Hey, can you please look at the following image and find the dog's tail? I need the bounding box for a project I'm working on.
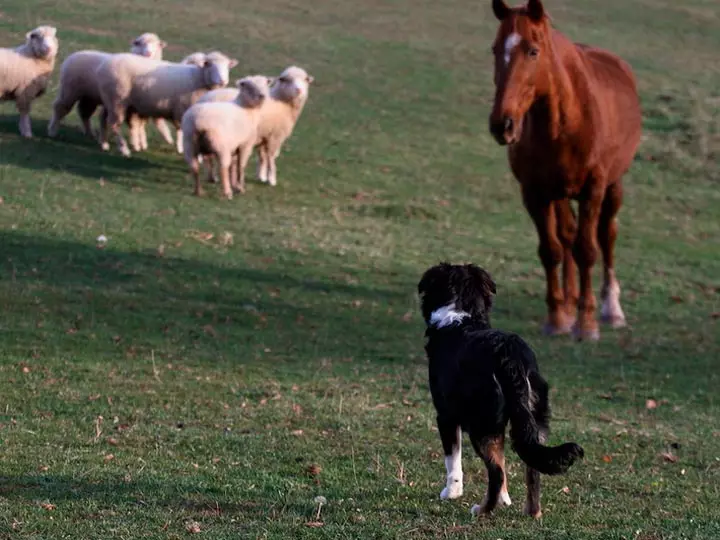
[495,336,584,475]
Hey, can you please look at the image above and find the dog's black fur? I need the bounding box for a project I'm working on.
[418,262,584,517]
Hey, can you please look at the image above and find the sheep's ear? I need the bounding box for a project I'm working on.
[266,77,275,86]
[228,58,239,69]
[159,40,168,49]
[203,59,211,68]
[26,30,37,40]
[307,75,314,84]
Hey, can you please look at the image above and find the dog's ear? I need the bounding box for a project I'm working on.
[467,264,497,311]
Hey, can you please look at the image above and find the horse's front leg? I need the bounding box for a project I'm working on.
[572,183,605,341]
[522,191,571,335]
[555,199,579,326]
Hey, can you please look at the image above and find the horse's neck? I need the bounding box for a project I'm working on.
[533,29,589,140]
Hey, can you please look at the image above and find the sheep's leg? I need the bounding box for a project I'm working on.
[175,125,184,154]
[189,157,203,197]
[256,141,269,183]
[107,106,131,157]
[154,118,174,146]
[266,140,281,187]
[233,146,252,194]
[139,118,149,151]
[77,99,100,138]
[229,149,239,191]
[126,113,142,152]
[98,108,110,151]
[218,153,234,200]
[48,95,76,138]
[205,155,217,183]
[16,99,33,138]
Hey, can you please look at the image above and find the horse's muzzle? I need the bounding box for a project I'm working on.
[489,115,518,145]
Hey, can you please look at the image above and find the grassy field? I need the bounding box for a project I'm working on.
[1,0,719,538]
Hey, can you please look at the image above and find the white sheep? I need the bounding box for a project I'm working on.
[47,32,172,150]
[193,77,273,184]
[122,49,209,152]
[251,65,314,187]
[96,50,238,156]
[192,65,313,188]
[0,25,59,138]
[181,75,270,199]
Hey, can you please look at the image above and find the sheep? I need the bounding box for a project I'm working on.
[96,50,238,157]
[192,76,274,184]
[123,49,209,152]
[181,75,270,199]
[191,65,313,188]
[47,32,172,150]
[0,25,59,138]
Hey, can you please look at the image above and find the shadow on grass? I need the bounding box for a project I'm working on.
[1,231,415,364]
[0,473,264,516]
[0,117,157,182]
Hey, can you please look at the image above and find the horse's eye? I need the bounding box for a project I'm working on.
[528,47,540,58]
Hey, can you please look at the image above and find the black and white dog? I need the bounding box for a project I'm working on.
[417,262,584,518]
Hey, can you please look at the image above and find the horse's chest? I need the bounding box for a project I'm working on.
[509,144,590,199]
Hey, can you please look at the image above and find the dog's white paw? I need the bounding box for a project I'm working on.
[499,490,512,506]
[440,482,463,500]
[470,504,487,516]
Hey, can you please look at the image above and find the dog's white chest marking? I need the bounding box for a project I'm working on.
[504,32,521,65]
[429,303,470,329]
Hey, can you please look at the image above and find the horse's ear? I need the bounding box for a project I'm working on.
[527,0,544,21]
[492,0,510,20]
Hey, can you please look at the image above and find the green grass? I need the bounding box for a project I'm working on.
[1,0,719,538]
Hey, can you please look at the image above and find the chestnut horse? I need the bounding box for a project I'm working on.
[488,0,642,341]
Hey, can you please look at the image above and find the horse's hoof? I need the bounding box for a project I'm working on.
[600,313,627,328]
[542,316,574,336]
[572,323,600,342]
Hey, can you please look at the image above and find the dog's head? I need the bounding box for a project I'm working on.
[417,262,497,328]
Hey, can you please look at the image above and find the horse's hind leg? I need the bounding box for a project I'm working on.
[555,199,579,328]
[522,191,571,335]
[598,182,626,328]
[572,181,605,341]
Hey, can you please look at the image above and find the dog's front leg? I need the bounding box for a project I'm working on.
[438,419,463,500]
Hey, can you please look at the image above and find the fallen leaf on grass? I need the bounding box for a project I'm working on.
[305,521,324,528]
[107,437,118,446]
[185,521,202,534]
[103,454,115,462]
[710,312,720,319]
[560,486,571,494]
[660,452,678,463]
[38,465,49,472]
[22,366,30,374]
[40,502,56,511]
[646,399,658,410]
[602,455,613,463]
[306,464,322,477]
[291,430,304,436]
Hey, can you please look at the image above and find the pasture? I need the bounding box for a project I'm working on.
[0,0,718,538]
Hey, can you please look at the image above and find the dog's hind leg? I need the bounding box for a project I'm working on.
[469,433,510,516]
[437,418,463,500]
[524,371,549,518]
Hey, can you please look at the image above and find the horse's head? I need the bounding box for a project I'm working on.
[488,0,552,145]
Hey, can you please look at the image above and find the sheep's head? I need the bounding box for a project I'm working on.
[130,33,167,60]
[181,52,206,67]
[236,75,270,109]
[26,25,58,60]
[272,66,313,104]
[201,51,239,89]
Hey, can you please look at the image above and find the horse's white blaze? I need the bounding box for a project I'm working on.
[504,32,522,65]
